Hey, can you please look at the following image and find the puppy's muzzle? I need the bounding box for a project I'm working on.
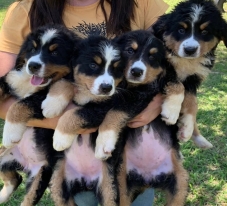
[28,62,42,73]
[184,46,198,56]
[131,67,144,78]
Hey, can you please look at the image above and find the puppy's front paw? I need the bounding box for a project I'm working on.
[53,130,76,151]
[161,95,183,125]
[42,95,69,118]
[177,115,194,142]
[3,122,26,148]
[95,131,118,160]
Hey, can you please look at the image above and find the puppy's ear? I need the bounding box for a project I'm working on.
[15,50,26,71]
[152,14,169,40]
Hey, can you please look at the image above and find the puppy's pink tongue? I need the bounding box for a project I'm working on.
[31,75,44,85]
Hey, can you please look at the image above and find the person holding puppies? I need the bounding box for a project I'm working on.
[0,0,168,205]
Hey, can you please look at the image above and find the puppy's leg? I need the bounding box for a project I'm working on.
[165,150,188,206]
[53,108,84,151]
[98,162,119,206]
[0,171,22,203]
[21,166,52,206]
[95,110,129,160]
[50,160,75,206]
[161,82,185,125]
[191,123,213,149]
[3,101,33,148]
[42,80,74,118]
[117,152,131,206]
[177,93,197,142]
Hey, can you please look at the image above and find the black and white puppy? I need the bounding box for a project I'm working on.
[152,0,227,148]
[1,24,79,148]
[50,35,127,206]
[94,30,189,206]
[0,24,77,205]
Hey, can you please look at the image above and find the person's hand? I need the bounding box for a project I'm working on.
[127,93,164,128]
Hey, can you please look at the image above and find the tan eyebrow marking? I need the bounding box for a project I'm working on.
[113,61,120,68]
[149,48,158,54]
[49,44,58,51]
[200,21,210,30]
[131,41,138,50]
[94,56,102,65]
[179,22,188,29]
[32,40,37,48]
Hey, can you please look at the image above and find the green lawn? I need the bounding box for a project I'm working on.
[0,0,227,205]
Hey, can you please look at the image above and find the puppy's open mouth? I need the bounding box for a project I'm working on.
[30,75,51,86]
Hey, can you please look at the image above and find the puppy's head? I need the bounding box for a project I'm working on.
[115,30,166,84]
[71,35,125,97]
[153,0,227,59]
[15,24,79,87]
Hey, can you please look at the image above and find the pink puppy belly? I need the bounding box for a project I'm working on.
[125,127,173,181]
[8,128,48,176]
[65,134,102,183]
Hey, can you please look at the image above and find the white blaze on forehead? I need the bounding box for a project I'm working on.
[91,43,120,96]
[190,4,204,23]
[41,29,58,45]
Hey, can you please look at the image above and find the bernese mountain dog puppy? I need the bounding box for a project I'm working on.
[152,0,227,148]
[0,24,78,204]
[50,35,127,206]
[94,30,189,205]
[1,24,79,148]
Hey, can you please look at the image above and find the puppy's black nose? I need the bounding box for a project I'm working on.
[131,68,143,77]
[100,83,112,93]
[28,62,42,72]
[184,47,198,55]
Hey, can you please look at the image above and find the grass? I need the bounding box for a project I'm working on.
[0,0,227,205]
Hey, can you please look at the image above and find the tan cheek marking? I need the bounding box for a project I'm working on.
[200,21,209,30]
[164,35,182,54]
[94,56,102,65]
[44,64,71,81]
[199,37,219,56]
[179,22,188,29]
[144,65,163,84]
[131,41,138,50]
[49,44,58,51]
[32,40,37,48]
[74,71,96,91]
[149,48,157,55]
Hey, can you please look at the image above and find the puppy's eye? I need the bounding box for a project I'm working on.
[31,48,36,53]
[178,28,185,34]
[89,63,98,70]
[51,51,58,56]
[201,30,208,35]
[127,48,134,55]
